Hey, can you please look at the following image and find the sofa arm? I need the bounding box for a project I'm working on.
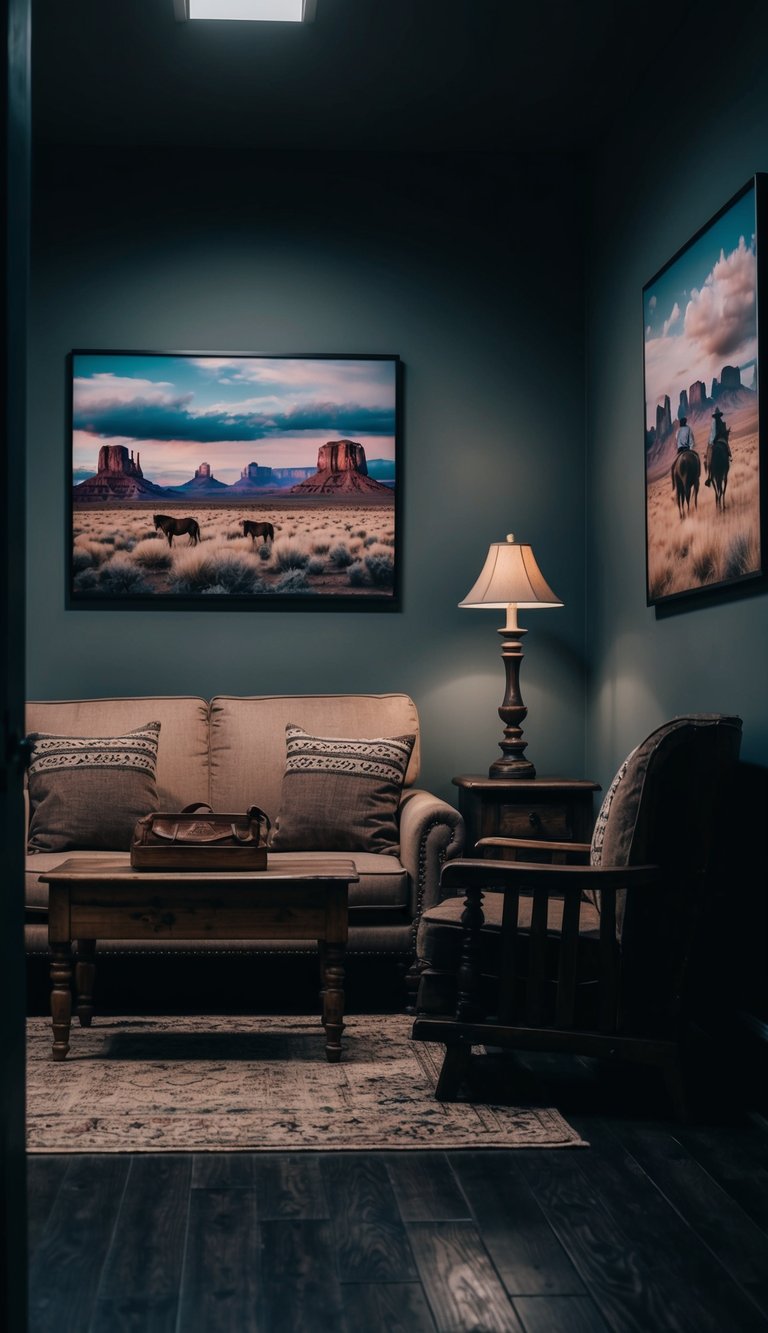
[398,788,465,937]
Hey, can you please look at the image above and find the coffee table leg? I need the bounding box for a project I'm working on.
[318,941,327,1026]
[321,941,345,1062]
[75,938,96,1027]
[50,943,73,1061]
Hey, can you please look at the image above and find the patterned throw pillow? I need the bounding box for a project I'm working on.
[589,748,637,866]
[268,724,416,854]
[27,722,161,852]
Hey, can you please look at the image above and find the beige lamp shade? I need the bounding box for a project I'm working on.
[459,534,562,610]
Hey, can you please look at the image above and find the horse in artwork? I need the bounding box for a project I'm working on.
[153,514,201,547]
[671,449,701,520]
[241,519,275,545]
[705,437,730,511]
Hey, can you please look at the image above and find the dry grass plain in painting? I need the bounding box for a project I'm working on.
[646,402,760,602]
[71,498,396,599]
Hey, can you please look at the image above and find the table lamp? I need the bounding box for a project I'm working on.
[460,533,563,778]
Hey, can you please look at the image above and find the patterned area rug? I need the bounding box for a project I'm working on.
[26,1013,587,1153]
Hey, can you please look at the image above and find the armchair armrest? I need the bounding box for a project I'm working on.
[440,857,660,894]
[398,788,465,928]
[474,836,591,864]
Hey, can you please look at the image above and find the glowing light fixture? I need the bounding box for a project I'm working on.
[176,0,316,21]
[460,533,563,778]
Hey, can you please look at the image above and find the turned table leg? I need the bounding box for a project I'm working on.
[75,938,96,1027]
[321,941,345,1063]
[50,943,73,1061]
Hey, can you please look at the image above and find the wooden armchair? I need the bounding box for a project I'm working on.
[411,714,743,1118]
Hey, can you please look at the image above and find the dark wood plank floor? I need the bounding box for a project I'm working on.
[26,1049,768,1333]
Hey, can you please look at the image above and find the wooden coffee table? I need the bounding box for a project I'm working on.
[42,854,358,1064]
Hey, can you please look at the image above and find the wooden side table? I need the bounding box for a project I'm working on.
[452,775,601,853]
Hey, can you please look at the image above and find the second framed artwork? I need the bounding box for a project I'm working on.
[69,350,402,609]
[643,174,767,607]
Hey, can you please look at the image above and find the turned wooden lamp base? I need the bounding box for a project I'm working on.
[488,608,536,779]
[458,534,563,782]
[489,753,536,779]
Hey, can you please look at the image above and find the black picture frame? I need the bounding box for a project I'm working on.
[643,175,767,608]
[68,350,402,610]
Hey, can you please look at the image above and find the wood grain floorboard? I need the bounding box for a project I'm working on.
[88,1295,179,1333]
[514,1145,709,1333]
[191,1152,256,1188]
[98,1156,191,1296]
[407,1220,524,1332]
[449,1151,586,1297]
[341,1280,437,1333]
[513,1294,612,1333]
[536,1122,768,1333]
[258,1219,344,1332]
[614,1121,768,1320]
[27,1156,130,1333]
[176,1187,260,1333]
[321,1155,418,1282]
[382,1150,472,1221]
[26,1155,70,1258]
[676,1123,768,1233]
[580,1117,768,1330]
[253,1152,329,1220]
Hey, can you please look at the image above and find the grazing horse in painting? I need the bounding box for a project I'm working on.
[241,519,274,545]
[671,449,701,520]
[153,514,201,547]
[705,437,730,511]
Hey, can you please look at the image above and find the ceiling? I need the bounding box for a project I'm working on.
[32,0,696,153]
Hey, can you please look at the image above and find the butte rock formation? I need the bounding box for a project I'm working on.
[289,440,392,496]
[73,445,173,502]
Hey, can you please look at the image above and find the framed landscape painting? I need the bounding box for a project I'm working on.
[643,175,767,607]
[69,350,401,609]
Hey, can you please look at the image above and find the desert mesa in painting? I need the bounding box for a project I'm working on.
[70,352,399,601]
[643,180,762,604]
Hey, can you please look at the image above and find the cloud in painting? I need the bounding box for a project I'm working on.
[74,374,187,409]
[662,303,681,337]
[684,236,756,360]
[73,396,395,443]
[188,357,389,395]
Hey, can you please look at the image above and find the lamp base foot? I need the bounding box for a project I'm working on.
[489,756,536,779]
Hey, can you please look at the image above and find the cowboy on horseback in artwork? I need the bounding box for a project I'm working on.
[675,415,696,454]
[670,415,701,519]
[704,406,732,486]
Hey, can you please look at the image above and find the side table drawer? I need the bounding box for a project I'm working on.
[498,802,571,840]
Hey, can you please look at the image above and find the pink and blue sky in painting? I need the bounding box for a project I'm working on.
[643,185,757,429]
[72,353,398,486]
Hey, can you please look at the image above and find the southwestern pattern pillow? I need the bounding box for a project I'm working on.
[268,724,415,854]
[589,747,637,867]
[27,722,161,852]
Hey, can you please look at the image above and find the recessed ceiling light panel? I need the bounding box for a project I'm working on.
[183,0,313,20]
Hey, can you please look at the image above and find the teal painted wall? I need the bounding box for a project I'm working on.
[585,8,768,790]
[29,150,588,804]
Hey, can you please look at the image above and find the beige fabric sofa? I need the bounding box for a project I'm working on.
[24,694,465,978]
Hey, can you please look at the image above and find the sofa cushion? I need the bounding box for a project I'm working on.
[268,725,415,854]
[25,698,211,812]
[209,694,421,819]
[26,723,161,851]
